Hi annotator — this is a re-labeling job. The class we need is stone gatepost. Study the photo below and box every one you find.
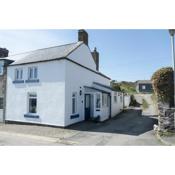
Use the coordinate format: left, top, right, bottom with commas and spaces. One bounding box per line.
158, 104, 175, 132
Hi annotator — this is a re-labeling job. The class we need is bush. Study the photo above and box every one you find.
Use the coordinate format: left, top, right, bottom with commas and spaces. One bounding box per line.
111, 83, 122, 91
151, 67, 174, 107
129, 95, 140, 107
142, 99, 149, 109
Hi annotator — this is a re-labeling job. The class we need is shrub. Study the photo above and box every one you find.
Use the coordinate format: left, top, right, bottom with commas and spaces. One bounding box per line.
142, 99, 149, 109
151, 67, 174, 107
111, 83, 122, 91
129, 95, 140, 107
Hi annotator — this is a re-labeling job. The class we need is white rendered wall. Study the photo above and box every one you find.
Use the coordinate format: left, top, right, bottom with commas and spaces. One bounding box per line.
111, 91, 124, 117
124, 95, 131, 108
68, 44, 97, 71
64, 60, 110, 126
6, 60, 66, 126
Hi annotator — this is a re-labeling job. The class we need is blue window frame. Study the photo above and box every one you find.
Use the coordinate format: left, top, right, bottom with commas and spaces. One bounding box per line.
28, 67, 38, 80
15, 68, 23, 80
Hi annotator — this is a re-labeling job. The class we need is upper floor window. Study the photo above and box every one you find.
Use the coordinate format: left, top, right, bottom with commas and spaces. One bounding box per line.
28, 67, 38, 80
142, 85, 146, 90
15, 68, 23, 80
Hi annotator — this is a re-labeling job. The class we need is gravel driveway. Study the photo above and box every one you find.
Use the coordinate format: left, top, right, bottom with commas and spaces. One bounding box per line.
0, 109, 162, 145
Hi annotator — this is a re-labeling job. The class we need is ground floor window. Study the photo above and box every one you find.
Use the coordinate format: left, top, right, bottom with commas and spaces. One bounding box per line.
28, 93, 37, 113
96, 93, 101, 109
114, 93, 117, 103
102, 93, 108, 107
72, 92, 77, 114
120, 95, 122, 103
0, 97, 3, 109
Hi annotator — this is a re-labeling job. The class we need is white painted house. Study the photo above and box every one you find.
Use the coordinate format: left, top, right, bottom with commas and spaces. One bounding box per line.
5, 30, 123, 127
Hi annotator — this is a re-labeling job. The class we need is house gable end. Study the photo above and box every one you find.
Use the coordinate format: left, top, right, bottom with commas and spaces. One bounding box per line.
67, 43, 96, 71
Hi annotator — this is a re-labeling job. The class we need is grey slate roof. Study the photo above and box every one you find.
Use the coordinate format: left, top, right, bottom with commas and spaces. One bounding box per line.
4, 41, 111, 80
136, 80, 152, 84
8, 42, 83, 65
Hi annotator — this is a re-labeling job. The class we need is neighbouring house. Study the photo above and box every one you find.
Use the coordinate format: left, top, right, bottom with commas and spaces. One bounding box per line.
0, 48, 13, 123
136, 80, 153, 93
5, 30, 124, 127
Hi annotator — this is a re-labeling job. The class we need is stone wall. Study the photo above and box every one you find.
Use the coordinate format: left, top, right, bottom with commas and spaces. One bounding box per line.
158, 104, 175, 132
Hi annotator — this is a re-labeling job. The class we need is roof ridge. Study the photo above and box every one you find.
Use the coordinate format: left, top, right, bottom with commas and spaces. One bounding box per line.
8, 41, 82, 57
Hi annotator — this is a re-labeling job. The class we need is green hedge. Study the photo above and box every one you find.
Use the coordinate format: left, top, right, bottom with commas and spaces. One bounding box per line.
151, 67, 174, 107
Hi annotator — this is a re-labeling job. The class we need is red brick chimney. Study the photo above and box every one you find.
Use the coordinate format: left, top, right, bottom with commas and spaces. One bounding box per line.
78, 29, 88, 45
91, 47, 99, 71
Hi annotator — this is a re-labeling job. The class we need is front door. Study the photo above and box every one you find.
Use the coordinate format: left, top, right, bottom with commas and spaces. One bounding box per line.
85, 94, 91, 120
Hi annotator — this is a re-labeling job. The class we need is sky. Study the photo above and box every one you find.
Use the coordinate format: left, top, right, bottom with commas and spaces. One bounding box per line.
0, 29, 172, 82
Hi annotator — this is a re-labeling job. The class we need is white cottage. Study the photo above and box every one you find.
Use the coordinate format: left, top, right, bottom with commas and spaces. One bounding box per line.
5, 30, 123, 127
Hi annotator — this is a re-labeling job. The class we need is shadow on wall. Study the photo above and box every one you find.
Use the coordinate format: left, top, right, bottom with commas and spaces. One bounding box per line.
67, 109, 157, 136
129, 95, 141, 107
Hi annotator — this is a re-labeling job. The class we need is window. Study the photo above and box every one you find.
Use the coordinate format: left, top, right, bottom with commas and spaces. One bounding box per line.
72, 92, 77, 114
142, 85, 146, 90
107, 95, 110, 107
0, 97, 3, 109
120, 95, 122, 103
15, 68, 23, 80
102, 93, 107, 107
28, 67, 38, 80
114, 93, 117, 103
0, 61, 4, 75
28, 93, 37, 113
96, 93, 101, 109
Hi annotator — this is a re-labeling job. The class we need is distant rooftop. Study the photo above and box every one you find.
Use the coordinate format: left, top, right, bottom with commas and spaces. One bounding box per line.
136, 80, 152, 84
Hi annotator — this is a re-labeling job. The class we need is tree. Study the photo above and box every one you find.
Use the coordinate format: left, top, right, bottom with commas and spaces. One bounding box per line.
151, 67, 174, 107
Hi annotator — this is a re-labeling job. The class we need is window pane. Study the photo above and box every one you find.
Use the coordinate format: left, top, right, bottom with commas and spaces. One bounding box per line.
34, 67, 37, 79
85, 95, 90, 108
0, 97, 3, 109
142, 85, 146, 89
16, 70, 19, 79
96, 94, 100, 108
102, 94, 104, 106
114, 95, 117, 103
29, 98, 37, 113
72, 98, 75, 114
72, 92, 77, 114
107, 95, 110, 107
120, 96, 122, 102
20, 69, 23, 79
29, 68, 33, 79
29, 94, 36, 98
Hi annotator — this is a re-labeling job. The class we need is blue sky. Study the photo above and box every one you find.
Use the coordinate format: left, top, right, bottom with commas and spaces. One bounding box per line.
0, 29, 172, 82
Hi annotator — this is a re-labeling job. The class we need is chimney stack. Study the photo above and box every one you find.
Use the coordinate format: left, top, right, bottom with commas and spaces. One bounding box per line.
0, 48, 9, 58
91, 47, 99, 71
78, 29, 88, 45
